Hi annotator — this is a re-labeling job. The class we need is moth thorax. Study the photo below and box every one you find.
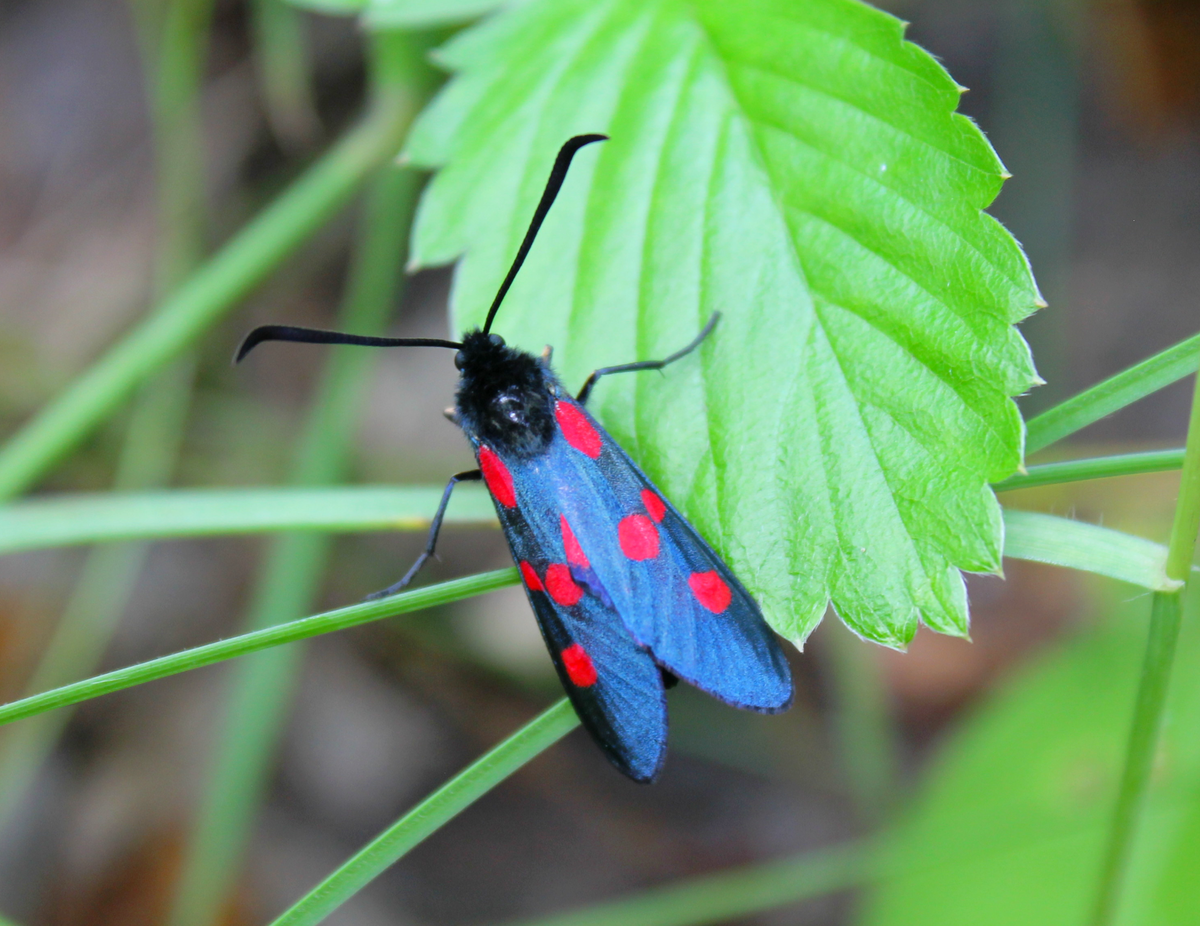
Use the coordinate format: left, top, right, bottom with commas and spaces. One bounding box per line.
455, 339, 556, 456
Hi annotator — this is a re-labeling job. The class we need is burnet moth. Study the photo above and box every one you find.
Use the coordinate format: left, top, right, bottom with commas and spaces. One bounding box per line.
237, 135, 793, 782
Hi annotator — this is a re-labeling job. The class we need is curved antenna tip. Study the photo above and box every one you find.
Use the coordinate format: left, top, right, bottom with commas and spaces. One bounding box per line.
233, 327, 274, 364
481, 134, 609, 334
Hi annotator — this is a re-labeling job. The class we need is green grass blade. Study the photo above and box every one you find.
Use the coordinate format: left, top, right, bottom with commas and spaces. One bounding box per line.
169, 38, 434, 923
0, 366, 196, 831
497, 840, 883, 926
0, 569, 519, 729
268, 698, 580, 926
1002, 509, 1179, 592
0, 85, 412, 502
1026, 332, 1200, 454
994, 449, 1184, 491
0, 485, 497, 554
824, 620, 897, 824
0, 0, 213, 837
1090, 368, 1200, 925
251, 0, 321, 149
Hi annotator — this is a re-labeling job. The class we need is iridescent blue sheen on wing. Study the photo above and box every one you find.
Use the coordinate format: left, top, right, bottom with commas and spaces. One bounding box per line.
471, 396, 791, 780
521, 568, 667, 782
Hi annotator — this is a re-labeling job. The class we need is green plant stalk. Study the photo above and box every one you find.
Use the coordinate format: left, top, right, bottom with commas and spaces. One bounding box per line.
994, 448, 1184, 491
145, 0, 214, 290
1090, 365, 1200, 926
268, 698, 580, 926
0, 0, 213, 834
0, 64, 414, 502
0, 485, 497, 554
169, 43, 432, 923
498, 839, 884, 926
1026, 332, 1200, 453
0, 365, 194, 831
824, 618, 897, 824
251, 0, 320, 150
0, 569, 519, 728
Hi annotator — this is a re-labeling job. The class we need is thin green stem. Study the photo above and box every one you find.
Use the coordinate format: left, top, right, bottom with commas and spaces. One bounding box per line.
0, 569, 519, 729
0, 0, 212, 835
498, 839, 884, 926
268, 699, 581, 926
0, 485, 497, 554
823, 619, 896, 824
1026, 332, 1200, 454
1090, 364, 1200, 925
0, 365, 195, 831
169, 35, 434, 923
251, 0, 320, 150
147, 0, 214, 287
994, 448, 1184, 492
0, 75, 412, 501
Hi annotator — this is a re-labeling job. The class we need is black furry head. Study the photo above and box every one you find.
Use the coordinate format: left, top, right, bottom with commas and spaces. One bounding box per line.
453, 329, 559, 457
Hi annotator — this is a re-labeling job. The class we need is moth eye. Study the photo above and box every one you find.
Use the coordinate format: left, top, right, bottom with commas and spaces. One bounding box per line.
454, 350, 466, 370
488, 333, 505, 347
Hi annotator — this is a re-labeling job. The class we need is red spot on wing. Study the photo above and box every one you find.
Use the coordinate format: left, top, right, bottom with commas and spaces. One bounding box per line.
560, 515, 589, 567
545, 564, 583, 606
561, 643, 597, 687
641, 489, 666, 523
478, 446, 516, 508
688, 570, 732, 613
519, 561, 543, 591
618, 514, 660, 561
555, 401, 602, 458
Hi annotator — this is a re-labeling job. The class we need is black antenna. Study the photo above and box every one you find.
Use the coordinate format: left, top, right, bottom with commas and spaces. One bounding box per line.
234, 325, 461, 364
481, 133, 607, 335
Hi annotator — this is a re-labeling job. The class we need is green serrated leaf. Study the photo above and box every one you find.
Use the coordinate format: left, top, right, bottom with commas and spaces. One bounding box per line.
404, 0, 1040, 647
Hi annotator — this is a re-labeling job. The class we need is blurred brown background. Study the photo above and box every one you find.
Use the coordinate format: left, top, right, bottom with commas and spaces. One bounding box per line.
0, 0, 1197, 923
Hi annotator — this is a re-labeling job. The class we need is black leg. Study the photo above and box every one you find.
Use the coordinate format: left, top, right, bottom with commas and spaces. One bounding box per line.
575, 312, 720, 405
364, 469, 482, 600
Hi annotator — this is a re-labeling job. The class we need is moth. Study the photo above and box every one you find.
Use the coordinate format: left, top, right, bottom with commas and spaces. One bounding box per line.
237, 135, 792, 781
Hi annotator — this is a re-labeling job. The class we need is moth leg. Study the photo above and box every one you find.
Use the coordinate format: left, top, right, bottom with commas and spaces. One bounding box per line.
364, 469, 482, 600
575, 312, 720, 405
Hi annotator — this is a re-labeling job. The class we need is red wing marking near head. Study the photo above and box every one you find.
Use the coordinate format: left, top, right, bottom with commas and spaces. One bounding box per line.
545, 563, 583, 606
618, 514, 660, 561
554, 401, 601, 458
640, 489, 666, 523
519, 560, 543, 591
561, 643, 598, 687
688, 570, 732, 613
560, 515, 590, 567
478, 446, 516, 508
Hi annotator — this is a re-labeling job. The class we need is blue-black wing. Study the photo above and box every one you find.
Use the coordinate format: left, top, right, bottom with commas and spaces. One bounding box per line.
535, 397, 793, 711
471, 395, 790, 780
474, 441, 667, 781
